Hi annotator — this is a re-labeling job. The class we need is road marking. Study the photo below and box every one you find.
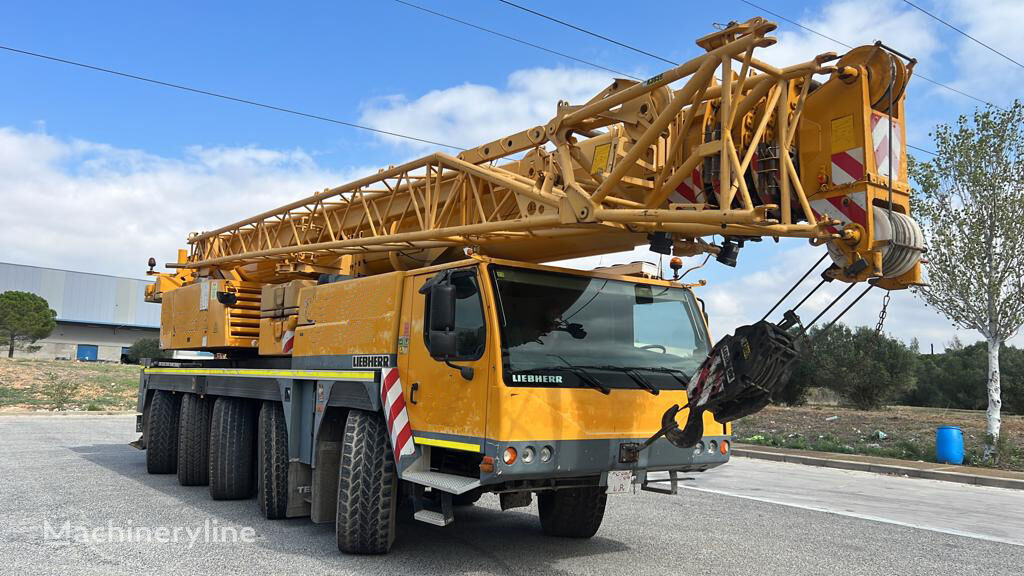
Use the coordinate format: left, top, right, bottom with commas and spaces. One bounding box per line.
680, 484, 1024, 548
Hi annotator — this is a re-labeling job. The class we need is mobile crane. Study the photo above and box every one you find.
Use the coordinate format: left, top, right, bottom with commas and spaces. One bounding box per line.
136, 18, 923, 554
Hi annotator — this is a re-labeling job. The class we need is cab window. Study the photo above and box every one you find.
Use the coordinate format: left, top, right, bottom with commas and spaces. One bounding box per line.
423, 271, 486, 360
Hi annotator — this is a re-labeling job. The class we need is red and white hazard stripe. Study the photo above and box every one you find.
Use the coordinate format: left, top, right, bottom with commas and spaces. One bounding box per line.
831, 147, 865, 185
809, 191, 868, 234
380, 367, 415, 462
871, 112, 902, 179
281, 330, 295, 354
670, 167, 706, 205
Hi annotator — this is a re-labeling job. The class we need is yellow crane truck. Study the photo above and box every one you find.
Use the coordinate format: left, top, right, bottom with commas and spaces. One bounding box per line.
136, 18, 924, 554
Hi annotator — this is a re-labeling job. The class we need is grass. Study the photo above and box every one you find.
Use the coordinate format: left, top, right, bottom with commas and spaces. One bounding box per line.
0, 357, 140, 411
734, 404, 1024, 472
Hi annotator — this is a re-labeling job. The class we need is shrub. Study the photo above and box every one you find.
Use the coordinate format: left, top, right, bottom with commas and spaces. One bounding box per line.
42, 371, 80, 410
123, 338, 169, 364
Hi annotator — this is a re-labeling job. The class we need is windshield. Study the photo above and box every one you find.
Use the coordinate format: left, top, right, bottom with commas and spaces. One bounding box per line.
489, 265, 710, 391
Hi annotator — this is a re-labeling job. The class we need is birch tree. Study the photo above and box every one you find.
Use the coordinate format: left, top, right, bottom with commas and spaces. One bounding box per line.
909, 101, 1024, 461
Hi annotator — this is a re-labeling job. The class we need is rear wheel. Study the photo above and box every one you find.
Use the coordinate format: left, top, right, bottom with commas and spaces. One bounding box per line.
177, 393, 213, 486
537, 487, 607, 538
209, 397, 257, 500
258, 401, 290, 519
335, 409, 397, 554
145, 390, 180, 474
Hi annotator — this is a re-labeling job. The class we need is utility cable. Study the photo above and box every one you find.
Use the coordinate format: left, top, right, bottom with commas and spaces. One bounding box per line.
495, 0, 678, 66
902, 0, 1024, 71
0, 44, 465, 150
391, 0, 639, 80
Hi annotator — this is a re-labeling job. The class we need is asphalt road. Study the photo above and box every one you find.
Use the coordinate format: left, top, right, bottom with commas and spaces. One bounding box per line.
1, 414, 1022, 576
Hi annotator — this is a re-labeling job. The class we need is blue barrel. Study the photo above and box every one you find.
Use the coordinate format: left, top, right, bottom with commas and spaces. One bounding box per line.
935, 426, 964, 465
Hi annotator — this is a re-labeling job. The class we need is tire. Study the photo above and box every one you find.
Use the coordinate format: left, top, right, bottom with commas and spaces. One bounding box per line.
258, 401, 290, 519
209, 397, 257, 500
537, 487, 607, 538
177, 394, 213, 486
336, 409, 397, 554
146, 390, 180, 474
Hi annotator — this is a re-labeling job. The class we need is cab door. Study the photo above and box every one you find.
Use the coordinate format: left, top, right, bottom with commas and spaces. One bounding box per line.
398, 266, 491, 452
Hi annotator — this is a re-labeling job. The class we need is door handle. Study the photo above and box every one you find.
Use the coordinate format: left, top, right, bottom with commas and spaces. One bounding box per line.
410, 382, 419, 405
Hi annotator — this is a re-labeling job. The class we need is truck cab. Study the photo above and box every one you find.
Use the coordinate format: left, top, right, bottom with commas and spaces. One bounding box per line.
392, 257, 731, 496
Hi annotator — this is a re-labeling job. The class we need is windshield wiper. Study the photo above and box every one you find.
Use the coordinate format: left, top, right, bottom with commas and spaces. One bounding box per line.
630, 366, 692, 387
576, 365, 660, 395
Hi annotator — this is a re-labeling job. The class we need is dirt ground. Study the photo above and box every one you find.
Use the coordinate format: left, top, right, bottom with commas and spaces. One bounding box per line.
733, 404, 1024, 471
0, 357, 140, 411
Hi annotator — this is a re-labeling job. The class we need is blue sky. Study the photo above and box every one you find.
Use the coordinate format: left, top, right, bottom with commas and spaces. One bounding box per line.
1, 0, 1021, 348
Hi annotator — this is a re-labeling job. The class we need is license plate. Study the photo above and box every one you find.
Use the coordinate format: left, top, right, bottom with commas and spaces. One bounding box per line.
606, 470, 633, 494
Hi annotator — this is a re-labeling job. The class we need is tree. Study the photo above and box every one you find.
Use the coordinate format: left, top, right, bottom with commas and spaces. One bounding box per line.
0, 291, 57, 358
909, 101, 1024, 461
787, 324, 916, 410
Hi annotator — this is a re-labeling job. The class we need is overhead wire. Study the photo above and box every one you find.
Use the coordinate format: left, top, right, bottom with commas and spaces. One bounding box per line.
391, 0, 639, 80
0, 44, 465, 151
901, 0, 1024, 71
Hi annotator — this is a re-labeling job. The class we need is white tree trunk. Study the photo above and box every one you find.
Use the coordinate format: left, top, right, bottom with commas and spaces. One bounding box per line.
984, 337, 1002, 461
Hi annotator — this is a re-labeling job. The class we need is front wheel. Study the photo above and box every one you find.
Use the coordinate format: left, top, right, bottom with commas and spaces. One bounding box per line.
537, 487, 607, 538
336, 409, 397, 554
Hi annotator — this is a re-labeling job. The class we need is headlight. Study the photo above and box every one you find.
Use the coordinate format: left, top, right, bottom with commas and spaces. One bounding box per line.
540, 445, 553, 462
502, 447, 518, 465
694, 441, 705, 455
708, 440, 718, 454
522, 446, 535, 464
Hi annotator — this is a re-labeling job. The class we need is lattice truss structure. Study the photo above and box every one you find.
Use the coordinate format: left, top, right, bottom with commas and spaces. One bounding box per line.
169, 17, 917, 287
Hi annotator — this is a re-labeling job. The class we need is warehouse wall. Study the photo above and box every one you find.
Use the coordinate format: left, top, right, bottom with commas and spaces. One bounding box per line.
14, 323, 158, 362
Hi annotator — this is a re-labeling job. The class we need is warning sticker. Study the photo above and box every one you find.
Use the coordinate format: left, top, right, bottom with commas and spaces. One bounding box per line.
831, 115, 856, 153
591, 143, 612, 175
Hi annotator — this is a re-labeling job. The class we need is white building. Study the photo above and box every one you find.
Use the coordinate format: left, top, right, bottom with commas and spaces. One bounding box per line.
0, 262, 159, 362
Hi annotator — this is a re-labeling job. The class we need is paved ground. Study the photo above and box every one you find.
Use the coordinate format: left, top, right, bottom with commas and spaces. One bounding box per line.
1, 414, 1022, 576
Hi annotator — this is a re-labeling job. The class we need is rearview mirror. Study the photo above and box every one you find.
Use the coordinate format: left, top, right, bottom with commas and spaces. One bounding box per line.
429, 283, 456, 332
428, 330, 457, 359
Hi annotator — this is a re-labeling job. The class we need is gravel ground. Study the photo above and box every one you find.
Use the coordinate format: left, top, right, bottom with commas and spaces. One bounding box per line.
1, 414, 1022, 576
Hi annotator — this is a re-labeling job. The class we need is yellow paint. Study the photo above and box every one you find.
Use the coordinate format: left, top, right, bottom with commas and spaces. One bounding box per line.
413, 436, 482, 452
144, 367, 374, 380
294, 272, 403, 357
830, 115, 856, 153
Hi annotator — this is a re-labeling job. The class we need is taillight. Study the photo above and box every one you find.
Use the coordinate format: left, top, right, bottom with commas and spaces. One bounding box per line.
502, 447, 518, 465
720, 440, 730, 455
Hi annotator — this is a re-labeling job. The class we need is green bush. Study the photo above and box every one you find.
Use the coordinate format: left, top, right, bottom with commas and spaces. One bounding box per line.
785, 324, 917, 410
123, 338, 169, 364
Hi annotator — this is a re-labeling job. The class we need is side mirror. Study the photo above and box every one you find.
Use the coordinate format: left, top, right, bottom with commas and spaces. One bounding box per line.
429, 283, 456, 332
635, 284, 654, 305
427, 330, 457, 359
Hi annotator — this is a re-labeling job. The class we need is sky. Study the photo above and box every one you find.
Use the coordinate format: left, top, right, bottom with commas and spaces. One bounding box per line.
1, 0, 1021, 350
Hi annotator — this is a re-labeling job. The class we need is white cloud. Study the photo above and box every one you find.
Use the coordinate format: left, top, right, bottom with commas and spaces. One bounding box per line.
0, 127, 369, 279
358, 67, 616, 151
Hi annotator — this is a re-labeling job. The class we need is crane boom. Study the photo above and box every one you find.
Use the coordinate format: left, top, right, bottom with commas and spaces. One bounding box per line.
148, 18, 922, 299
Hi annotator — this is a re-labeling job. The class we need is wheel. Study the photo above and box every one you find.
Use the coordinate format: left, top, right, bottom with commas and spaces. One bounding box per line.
537, 487, 607, 538
209, 397, 257, 500
146, 390, 180, 474
336, 409, 397, 554
177, 393, 213, 486
453, 491, 482, 506
258, 401, 290, 519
